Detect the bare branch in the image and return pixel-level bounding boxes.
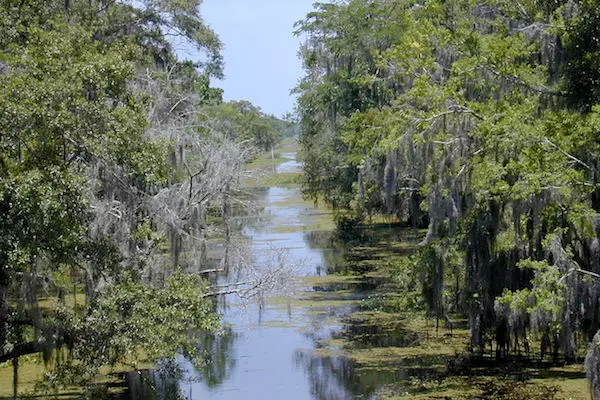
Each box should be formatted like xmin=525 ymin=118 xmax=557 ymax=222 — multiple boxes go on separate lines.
xmin=541 ymin=138 xmax=591 ymax=170
xmin=201 ymin=289 xmax=244 ymax=298
xmin=481 ymin=65 xmax=562 ymax=97
xmin=198 ymin=268 xmax=225 ymax=274
xmin=416 ymin=106 xmax=486 ymax=123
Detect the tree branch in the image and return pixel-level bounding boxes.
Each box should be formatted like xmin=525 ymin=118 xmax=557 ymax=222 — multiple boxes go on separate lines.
xmin=198 ymin=268 xmax=224 ymax=274
xmin=416 ymin=106 xmax=486 ymax=123
xmin=481 ymin=65 xmax=563 ymax=97
xmin=541 ymin=138 xmax=590 ymax=170
xmin=0 ymin=337 xmax=58 ymax=364
xmin=201 ymin=289 xmax=244 ymax=298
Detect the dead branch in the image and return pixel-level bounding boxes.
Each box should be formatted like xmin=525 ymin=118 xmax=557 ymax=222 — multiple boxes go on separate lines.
xmin=541 ymin=138 xmax=591 ymax=170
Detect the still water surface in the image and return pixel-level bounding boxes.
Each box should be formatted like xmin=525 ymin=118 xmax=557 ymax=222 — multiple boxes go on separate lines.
xmin=126 ymin=154 xmax=378 ymax=399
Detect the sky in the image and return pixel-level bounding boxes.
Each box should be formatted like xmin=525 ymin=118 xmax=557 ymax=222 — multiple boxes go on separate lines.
xmin=198 ymin=0 xmax=318 ymax=118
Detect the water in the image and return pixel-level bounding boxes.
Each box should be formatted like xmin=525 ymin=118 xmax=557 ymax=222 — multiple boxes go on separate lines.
xmin=117 ymin=155 xmax=591 ymax=400
xmin=276 ymin=152 xmax=303 ymax=174
xmin=124 ymin=153 xmax=381 ymax=400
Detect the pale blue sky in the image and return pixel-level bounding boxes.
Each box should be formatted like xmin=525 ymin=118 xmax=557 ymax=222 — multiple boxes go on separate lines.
xmin=200 ymin=0 xmax=317 ymax=117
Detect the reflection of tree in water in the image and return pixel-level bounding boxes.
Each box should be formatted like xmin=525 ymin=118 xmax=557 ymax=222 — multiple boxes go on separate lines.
xmin=121 ymin=328 xmax=236 ymax=399
xmin=123 ymin=359 xmax=185 ymax=400
xmin=303 ymin=231 xmax=346 ymax=274
xmin=294 ymin=348 xmax=405 ymax=400
xmin=304 ymin=225 xmax=421 ymax=275
xmin=294 ymin=350 xmax=375 ymax=400
xmin=193 ymin=327 xmax=237 ymax=388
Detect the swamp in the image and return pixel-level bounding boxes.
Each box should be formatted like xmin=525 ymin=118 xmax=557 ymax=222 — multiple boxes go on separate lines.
xmin=1 ymin=0 xmax=600 ymax=399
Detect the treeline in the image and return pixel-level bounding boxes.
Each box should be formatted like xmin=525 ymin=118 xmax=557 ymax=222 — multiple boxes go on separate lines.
xmin=201 ymin=100 xmax=297 ymax=152
xmin=295 ymin=0 xmax=600 ymax=384
xmin=0 ymin=0 xmax=286 ymax=394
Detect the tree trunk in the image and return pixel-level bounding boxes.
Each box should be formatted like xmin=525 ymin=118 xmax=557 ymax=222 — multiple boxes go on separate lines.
xmin=12 ymin=357 xmax=18 ymax=399
xmin=0 ymin=285 xmax=7 ymax=348
xmin=586 ymin=330 xmax=600 ymax=400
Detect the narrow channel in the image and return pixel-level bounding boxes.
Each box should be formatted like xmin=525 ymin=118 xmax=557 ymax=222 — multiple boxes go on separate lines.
xmin=177 ymin=152 xmax=367 ymax=399
xmin=121 ymin=151 xmax=405 ymax=399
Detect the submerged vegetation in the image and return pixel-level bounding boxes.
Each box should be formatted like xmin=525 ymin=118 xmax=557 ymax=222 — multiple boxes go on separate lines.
xmin=292 ymin=223 xmax=588 ymax=399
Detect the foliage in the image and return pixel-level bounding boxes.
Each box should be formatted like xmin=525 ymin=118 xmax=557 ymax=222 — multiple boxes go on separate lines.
xmin=58 ymin=271 xmax=216 ymax=371
xmin=475 ymin=379 xmax=559 ymax=400
xmin=200 ymin=100 xmax=296 ymax=151
xmin=295 ymin=0 xmax=600 ymax=362
xmin=0 ymin=0 xmax=268 ymax=393
xmin=498 ymin=258 xmax=566 ymax=333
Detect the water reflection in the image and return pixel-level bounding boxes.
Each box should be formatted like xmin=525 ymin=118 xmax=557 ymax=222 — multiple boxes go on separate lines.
xmin=293 ymin=309 xmax=415 ymax=400
xmin=120 ymin=329 xmax=236 ymax=399
xmin=276 ymin=152 xmax=303 ymax=174
xmin=121 ymin=152 xmax=420 ymax=399
xmin=303 ymin=230 xmax=346 ymax=275
xmin=123 ymin=360 xmax=184 ymax=400
xmin=153 ymin=181 xmax=336 ymax=399
xmin=335 ymin=316 xmax=420 ymax=348
xmin=294 ymin=348 xmax=405 ymax=400
xmin=294 ymin=351 xmax=370 ymax=400
xmin=193 ymin=327 xmax=237 ymax=388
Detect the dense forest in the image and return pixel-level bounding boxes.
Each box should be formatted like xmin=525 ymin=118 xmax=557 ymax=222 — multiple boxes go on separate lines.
xmin=0 ymin=0 xmax=294 ymax=395
xmin=294 ymin=0 xmax=600 ymax=395
xmin=4 ymin=0 xmax=600 ymax=397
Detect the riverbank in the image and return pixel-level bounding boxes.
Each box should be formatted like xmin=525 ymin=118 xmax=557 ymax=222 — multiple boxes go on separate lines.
xmin=291 ymin=221 xmax=589 ymax=399
xmin=222 ymin=137 xmax=590 ymax=399
xmin=1 ymin=137 xmax=589 ymax=399
xmin=0 ymin=140 xmax=306 ymax=399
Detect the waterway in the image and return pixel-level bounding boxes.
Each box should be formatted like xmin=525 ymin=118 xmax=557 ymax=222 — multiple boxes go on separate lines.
xmin=119 ymin=151 xmax=590 ymax=400
xmin=124 ymin=152 xmax=380 ymax=399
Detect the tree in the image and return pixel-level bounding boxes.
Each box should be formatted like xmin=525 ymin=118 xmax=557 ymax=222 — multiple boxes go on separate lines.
xmin=295 ymin=0 xmax=600 ymax=364
xmin=199 ymin=100 xmax=291 ymax=152
xmin=0 ymin=0 xmax=257 ymax=394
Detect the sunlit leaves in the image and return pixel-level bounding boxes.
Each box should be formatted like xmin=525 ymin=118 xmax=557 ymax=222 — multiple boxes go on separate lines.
xmin=73 ymin=271 xmax=218 ymax=367
xmin=498 ymin=258 xmax=566 ymax=333
xmin=0 ymin=0 xmax=227 ymax=388
xmin=295 ymin=0 xmax=600 ymax=357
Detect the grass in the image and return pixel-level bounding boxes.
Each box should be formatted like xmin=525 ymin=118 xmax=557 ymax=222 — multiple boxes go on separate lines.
xmin=243 ymin=137 xmax=303 ymax=188
xmin=4 ymin=138 xmax=589 ymax=398
xmin=0 ymin=356 xmax=50 ymax=398
xmin=274 ymin=136 xmax=300 ymax=153
xmin=1 ymin=288 xmax=157 ymax=398
xmin=0 ymin=351 xmax=156 ymax=399
xmin=247 ymin=156 xmax=289 ymax=167
xmin=0 ymin=138 xmax=302 ymax=398
xmin=268 ymin=275 xmax=363 ymax=310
